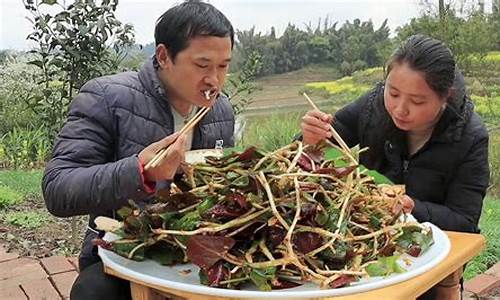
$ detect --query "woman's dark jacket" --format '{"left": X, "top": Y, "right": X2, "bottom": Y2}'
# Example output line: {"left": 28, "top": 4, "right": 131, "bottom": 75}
{"left": 333, "top": 75, "right": 489, "bottom": 233}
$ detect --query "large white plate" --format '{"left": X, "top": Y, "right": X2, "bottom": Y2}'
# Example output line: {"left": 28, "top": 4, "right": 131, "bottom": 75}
{"left": 98, "top": 222, "right": 450, "bottom": 299}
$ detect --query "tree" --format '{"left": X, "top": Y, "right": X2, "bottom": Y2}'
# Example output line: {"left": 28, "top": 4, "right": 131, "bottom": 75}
{"left": 23, "top": 0, "right": 135, "bottom": 139}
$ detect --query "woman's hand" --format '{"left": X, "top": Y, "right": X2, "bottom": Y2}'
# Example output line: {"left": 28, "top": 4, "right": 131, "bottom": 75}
{"left": 393, "top": 194, "right": 415, "bottom": 214}
{"left": 301, "top": 110, "right": 333, "bottom": 145}
{"left": 138, "top": 133, "right": 187, "bottom": 182}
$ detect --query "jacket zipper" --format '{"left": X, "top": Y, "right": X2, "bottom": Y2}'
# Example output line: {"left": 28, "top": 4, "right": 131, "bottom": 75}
{"left": 402, "top": 159, "right": 410, "bottom": 184}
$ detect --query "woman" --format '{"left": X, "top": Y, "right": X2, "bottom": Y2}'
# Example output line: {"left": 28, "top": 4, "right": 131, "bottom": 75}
{"left": 301, "top": 35, "right": 489, "bottom": 300}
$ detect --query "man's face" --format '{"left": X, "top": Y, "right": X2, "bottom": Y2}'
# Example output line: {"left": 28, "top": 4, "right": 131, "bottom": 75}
{"left": 157, "top": 36, "right": 232, "bottom": 108}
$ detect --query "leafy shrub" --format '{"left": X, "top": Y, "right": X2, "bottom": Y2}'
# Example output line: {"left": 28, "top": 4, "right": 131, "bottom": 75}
{"left": 0, "top": 126, "right": 51, "bottom": 168}
{"left": 489, "top": 132, "right": 500, "bottom": 197}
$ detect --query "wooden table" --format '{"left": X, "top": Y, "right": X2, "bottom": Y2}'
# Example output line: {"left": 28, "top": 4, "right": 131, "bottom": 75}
{"left": 104, "top": 231, "right": 486, "bottom": 300}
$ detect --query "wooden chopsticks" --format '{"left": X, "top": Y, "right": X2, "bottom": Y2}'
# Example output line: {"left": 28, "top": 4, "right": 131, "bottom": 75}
{"left": 303, "top": 92, "right": 357, "bottom": 164}
{"left": 144, "top": 106, "right": 211, "bottom": 170}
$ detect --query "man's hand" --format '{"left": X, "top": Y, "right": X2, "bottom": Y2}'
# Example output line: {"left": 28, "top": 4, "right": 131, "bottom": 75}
{"left": 301, "top": 110, "right": 333, "bottom": 145}
{"left": 138, "top": 133, "right": 187, "bottom": 182}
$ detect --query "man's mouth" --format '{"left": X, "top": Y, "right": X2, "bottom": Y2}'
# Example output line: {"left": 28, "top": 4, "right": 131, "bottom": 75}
{"left": 202, "top": 89, "right": 217, "bottom": 101}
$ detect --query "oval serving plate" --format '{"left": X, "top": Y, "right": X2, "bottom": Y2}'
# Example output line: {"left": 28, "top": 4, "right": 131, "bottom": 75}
{"left": 99, "top": 222, "right": 449, "bottom": 299}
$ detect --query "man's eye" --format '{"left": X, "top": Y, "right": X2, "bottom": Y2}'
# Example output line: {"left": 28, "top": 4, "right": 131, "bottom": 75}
{"left": 390, "top": 93, "right": 399, "bottom": 98}
{"left": 219, "top": 64, "right": 228, "bottom": 69}
{"left": 196, "top": 64, "right": 208, "bottom": 68}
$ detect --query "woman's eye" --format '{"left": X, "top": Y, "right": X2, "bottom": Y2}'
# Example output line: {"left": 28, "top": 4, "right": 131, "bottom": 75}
{"left": 196, "top": 64, "right": 208, "bottom": 68}
{"left": 219, "top": 64, "right": 228, "bottom": 69}
{"left": 390, "top": 93, "right": 399, "bottom": 98}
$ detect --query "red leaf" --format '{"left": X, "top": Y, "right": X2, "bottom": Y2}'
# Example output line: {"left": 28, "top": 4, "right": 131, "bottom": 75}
{"left": 293, "top": 232, "right": 322, "bottom": 254}
{"left": 329, "top": 274, "right": 355, "bottom": 289}
{"left": 272, "top": 278, "right": 302, "bottom": 289}
{"left": 297, "top": 154, "right": 313, "bottom": 171}
{"left": 187, "top": 235, "right": 235, "bottom": 270}
{"left": 238, "top": 146, "right": 258, "bottom": 161}
{"left": 304, "top": 148, "right": 324, "bottom": 163}
{"left": 92, "top": 238, "right": 112, "bottom": 250}
{"left": 407, "top": 245, "right": 422, "bottom": 257}
{"left": 226, "top": 192, "right": 248, "bottom": 209}
{"left": 207, "top": 261, "right": 230, "bottom": 286}
{"left": 332, "top": 166, "right": 357, "bottom": 178}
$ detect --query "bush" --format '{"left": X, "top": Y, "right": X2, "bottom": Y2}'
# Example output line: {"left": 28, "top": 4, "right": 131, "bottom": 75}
{"left": 0, "top": 186, "right": 23, "bottom": 209}
{"left": 489, "top": 132, "right": 500, "bottom": 197}
{"left": 0, "top": 126, "right": 51, "bottom": 169}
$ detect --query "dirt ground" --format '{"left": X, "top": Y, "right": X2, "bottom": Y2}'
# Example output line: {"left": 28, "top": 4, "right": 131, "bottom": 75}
{"left": 0, "top": 195, "right": 87, "bottom": 258}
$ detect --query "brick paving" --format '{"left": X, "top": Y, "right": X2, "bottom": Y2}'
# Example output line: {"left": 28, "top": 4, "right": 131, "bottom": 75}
{"left": 1, "top": 241, "right": 498, "bottom": 299}
{"left": 0, "top": 244, "right": 78, "bottom": 300}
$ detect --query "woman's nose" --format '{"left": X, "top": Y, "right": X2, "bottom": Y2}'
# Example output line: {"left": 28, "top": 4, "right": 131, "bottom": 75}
{"left": 394, "top": 100, "right": 409, "bottom": 117}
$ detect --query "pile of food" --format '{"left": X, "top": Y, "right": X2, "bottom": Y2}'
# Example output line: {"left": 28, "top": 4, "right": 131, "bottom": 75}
{"left": 94, "top": 141, "right": 433, "bottom": 290}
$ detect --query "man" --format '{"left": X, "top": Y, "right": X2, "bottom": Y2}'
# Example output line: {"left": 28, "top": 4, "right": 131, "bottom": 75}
{"left": 42, "top": 1, "right": 235, "bottom": 298}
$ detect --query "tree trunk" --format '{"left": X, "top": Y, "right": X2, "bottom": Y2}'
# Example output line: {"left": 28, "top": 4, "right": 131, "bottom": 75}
{"left": 439, "top": 0, "right": 445, "bottom": 22}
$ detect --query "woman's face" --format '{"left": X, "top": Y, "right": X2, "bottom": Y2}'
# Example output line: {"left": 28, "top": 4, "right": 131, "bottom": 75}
{"left": 384, "top": 62, "right": 448, "bottom": 134}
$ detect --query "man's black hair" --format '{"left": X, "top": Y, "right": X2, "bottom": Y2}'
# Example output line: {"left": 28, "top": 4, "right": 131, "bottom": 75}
{"left": 154, "top": 0, "right": 234, "bottom": 61}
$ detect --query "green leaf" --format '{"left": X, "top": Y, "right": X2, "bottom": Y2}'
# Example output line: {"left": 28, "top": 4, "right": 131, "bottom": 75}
{"left": 249, "top": 267, "right": 276, "bottom": 291}
{"left": 365, "top": 255, "right": 405, "bottom": 277}
{"left": 113, "top": 242, "right": 145, "bottom": 261}
{"left": 197, "top": 197, "right": 217, "bottom": 215}
{"left": 171, "top": 211, "right": 200, "bottom": 231}
{"left": 42, "top": 0, "right": 57, "bottom": 5}
{"left": 146, "top": 241, "right": 184, "bottom": 265}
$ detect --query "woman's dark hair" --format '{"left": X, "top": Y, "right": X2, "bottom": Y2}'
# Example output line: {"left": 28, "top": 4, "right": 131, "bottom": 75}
{"left": 385, "top": 34, "right": 456, "bottom": 99}
{"left": 154, "top": 0, "right": 234, "bottom": 61}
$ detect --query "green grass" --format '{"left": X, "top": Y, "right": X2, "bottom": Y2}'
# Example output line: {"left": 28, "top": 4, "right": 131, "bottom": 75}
{"left": 4, "top": 211, "right": 50, "bottom": 229}
{"left": 464, "top": 197, "right": 500, "bottom": 280}
{"left": 238, "top": 112, "right": 304, "bottom": 152}
{"left": 0, "top": 169, "right": 43, "bottom": 197}
{"left": 0, "top": 185, "right": 23, "bottom": 208}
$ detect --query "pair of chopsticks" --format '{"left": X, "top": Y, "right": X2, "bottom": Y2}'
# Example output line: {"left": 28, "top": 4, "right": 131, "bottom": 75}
{"left": 303, "top": 92, "right": 357, "bottom": 165}
{"left": 144, "top": 106, "right": 211, "bottom": 170}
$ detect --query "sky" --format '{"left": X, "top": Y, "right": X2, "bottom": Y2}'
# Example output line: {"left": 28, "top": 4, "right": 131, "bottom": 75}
{"left": 0, "top": 0, "right": 450, "bottom": 50}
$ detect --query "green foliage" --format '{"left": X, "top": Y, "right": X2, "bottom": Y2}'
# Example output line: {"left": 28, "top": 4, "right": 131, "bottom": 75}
{"left": 471, "top": 95, "right": 500, "bottom": 122}
{"left": 304, "top": 67, "right": 382, "bottom": 107}
{"left": 233, "top": 17, "right": 391, "bottom": 77}
{"left": 0, "top": 170, "right": 43, "bottom": 197}
{"left": 0, "top": 61, "right": 41, "bottom": 135}
{"left": 0, "top": 126, "right": 51, "bottom": 169}
{"left": 488, "top": 132, "right": 500, "bottom": 197}
{"left": 224, "top": 51, "right": 263, "bottom": 115}
{"left": 0, "top": 186, "right": 23, "bottom": 209}
{"left": 238, "top": 112, "right": 304, "bottom": 152}
{"left": 464, "top": 197, "right": 500, "bottom": 280}
{"left": 23, "top": 0, "right": 135, "bottom": 140}
{"left": 396, "top": 8, "right": 495, "bottom": 72}
{"left": 4, "top": 211, "right": 50, "bottom": 229}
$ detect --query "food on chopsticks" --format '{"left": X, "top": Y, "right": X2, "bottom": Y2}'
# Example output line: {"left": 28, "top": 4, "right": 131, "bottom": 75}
{"left": 94, "top": 141, "right": 433, "bottom": 291}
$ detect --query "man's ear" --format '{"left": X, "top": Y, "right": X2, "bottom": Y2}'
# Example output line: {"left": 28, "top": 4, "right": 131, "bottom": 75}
{"left": 156, "top": 44, "right": 171, "bottom": 69}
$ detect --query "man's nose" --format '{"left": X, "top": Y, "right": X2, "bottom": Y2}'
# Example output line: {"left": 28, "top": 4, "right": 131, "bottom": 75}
{"left": 203, "top": 67, "right": 219, "bottom": 87}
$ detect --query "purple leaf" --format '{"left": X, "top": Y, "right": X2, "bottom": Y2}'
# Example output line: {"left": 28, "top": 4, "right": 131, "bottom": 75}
{"left": 207, "top": 261, "right": 230, "bottom": 286}
{"left": 187, "top": 235, "right": 235, "bottom": 270}
{"left": 293, "top": 232, "right": 322, "bottom": 254}
{"left": 329, "top": 274, "right": 355, "bottom": 289}
{"left": 297, "top": 154, "right": 313, "bottom": 171}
